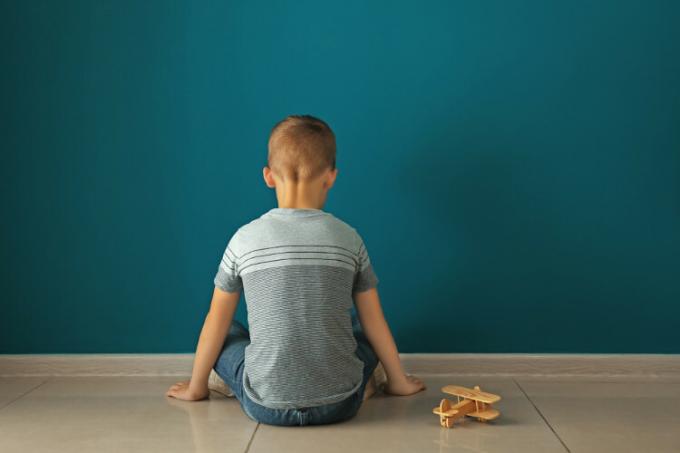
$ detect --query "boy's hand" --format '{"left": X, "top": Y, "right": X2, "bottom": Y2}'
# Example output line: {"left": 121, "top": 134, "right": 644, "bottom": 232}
{"left": 354, "top": 288, "right": 425, "bottom": 397}
{"left": 165, "top": 380, "right": 210, "bottom": 401}
{"left": 384, "top": 374, "right": 426, "bottom": 396}
{"left": 167, "top": 287, "right": 239, "bottom": 402}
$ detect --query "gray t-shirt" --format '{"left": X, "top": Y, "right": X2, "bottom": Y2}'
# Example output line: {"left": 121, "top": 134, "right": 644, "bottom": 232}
{"left": 214, "top": 207, "right": 379, "bottom": 409}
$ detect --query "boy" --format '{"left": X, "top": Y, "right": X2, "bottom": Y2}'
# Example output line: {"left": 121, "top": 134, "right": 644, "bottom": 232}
{"left": 166, "top": 114, "right": 424, "bottom": 426}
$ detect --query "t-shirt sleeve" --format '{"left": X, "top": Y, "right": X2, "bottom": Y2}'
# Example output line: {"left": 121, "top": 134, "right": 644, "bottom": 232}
{"left": 214, "top": 231, "right": 243, "bottom": 293}
{"left": 353, "top": 234, "right": 379, "bottom": 293}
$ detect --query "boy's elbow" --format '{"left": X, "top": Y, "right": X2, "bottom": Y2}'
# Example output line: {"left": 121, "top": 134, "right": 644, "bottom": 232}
{"left": 354, "top": 288, "right": 385, "bottom": 323}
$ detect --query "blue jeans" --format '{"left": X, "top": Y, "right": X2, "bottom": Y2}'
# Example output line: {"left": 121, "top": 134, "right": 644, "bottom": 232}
{"left": 213, "top": 313, "right": 378, "bottom": 426}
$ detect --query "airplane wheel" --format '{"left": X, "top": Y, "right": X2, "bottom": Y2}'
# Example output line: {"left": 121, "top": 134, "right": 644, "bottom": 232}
{"left": 439, "top": 399, "right": 454, "bottom": 428}
{"left": 438, "top": 399, "right": 456, "bottom": 428}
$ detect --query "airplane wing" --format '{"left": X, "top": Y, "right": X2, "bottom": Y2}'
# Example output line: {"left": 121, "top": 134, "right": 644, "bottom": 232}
{"left": 441, "top": 385, "right": 501, "bottom": 404}
{"left": 467, "top": 408, "right": 500, "bottom": 421}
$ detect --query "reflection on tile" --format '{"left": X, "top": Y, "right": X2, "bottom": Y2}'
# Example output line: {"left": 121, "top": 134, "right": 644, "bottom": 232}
{"left": 0, "top": 376, "right": 257, "bottom": 453}
{"left": 517, "top": 379, "right": 680, "bottom": 453}
{"left": 0, "top": 377, "right": 46, "bottom": 408}
{"left": 249, "top": 377, "right": 567, "bottom": 453}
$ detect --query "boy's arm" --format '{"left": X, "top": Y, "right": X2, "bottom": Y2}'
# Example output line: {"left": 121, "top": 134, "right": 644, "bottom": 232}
{"left": 166, "top": 286, "right": 240, "bottom": 401}
{"left": 354, "top": 287, "right": 425, "bottom": 396}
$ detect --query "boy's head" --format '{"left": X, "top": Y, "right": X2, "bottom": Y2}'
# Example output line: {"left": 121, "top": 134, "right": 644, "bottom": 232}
{"left": 265, "top": 114, "right": 336, "bottom": 183}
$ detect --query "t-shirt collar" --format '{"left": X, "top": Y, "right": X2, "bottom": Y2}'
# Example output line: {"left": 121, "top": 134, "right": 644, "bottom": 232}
{"left": 267, "top": 207, "right": 328, "bottom": 217}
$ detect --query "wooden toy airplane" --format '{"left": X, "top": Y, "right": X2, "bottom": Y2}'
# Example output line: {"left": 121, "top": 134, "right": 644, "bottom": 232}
{"left": 432, "top": 385, "right": 501, "bottom": 428}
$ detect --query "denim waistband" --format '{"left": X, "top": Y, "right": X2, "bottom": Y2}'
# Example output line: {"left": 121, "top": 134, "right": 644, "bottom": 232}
{"left": 241, "top": 386, "right": 361, "bottom": 426}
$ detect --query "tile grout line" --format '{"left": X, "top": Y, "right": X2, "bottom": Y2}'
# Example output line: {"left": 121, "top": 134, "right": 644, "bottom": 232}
{"left": 0, "top": 378, "right": 50, "bottom": 412}
{"left": 513, "top": 378, "right": 571, "bottom": 453}
{"left": 243, "top": 422, "right": 260, "bottom": 453}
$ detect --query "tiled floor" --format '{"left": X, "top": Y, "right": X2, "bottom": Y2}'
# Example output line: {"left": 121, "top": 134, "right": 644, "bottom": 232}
{"left": 0, "top": 375, "right": 679, "bottom": 453}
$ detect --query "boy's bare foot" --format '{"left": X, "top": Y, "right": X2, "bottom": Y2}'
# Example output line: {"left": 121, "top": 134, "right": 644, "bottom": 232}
{"left": 373, "top": 361, "right": 387, "bottom": 389}
{"left": 208, "top": 369, "right": 234, "bottom": 397}
{"left": 363, "top": 375, "right": 377, "bottom": 400}
{"left": 363, "top": 362, "right": 387, "bottom": 401}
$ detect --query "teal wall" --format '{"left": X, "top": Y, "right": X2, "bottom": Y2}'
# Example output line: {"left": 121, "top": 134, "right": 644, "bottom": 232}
{"left": 2, "top": 1, "right": 679, "bottom": 353}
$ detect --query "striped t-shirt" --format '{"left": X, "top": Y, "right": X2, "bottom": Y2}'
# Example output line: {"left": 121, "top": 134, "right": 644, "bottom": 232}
{"left": 214, "top": 207, "right": 379, "bottom": 409}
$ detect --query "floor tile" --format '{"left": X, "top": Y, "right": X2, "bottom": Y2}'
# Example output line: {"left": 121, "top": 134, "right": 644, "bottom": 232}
{"left": 517, "top": 378, "right": 680, "bottom": 453}
{"left": 248, "top": 376, "right": 568, "bottom": 453}
{"left": 0, "top": 377, "right": 46, "bottom": 409}
{"left": 0, "top": 376, "right": 257, "bottom": 453}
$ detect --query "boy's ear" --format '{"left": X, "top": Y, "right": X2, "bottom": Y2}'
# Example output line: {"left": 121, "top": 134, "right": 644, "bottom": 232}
{"left": 325, "top": 168, "right": 338, "bottom": 189}
{"left": 263, "top": 166, "right": 276, "bottom": 188}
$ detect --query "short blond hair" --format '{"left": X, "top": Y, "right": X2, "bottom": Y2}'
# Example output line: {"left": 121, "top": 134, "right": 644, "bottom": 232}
{"left": 267, "top": 114, "right": 336, "bottom": 181}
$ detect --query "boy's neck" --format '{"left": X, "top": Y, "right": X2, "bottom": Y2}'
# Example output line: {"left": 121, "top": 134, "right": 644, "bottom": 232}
{"left": 274, "top": 180, "right": 327, "bottom": 210}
